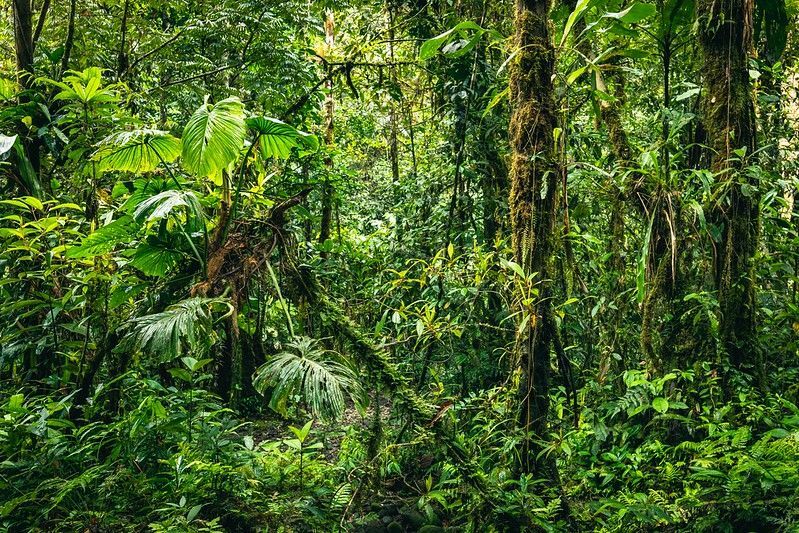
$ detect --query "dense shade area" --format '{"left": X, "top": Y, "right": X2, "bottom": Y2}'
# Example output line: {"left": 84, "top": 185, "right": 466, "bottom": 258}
{"left": 2, "top": 0, "right": 799, "bottom": 531}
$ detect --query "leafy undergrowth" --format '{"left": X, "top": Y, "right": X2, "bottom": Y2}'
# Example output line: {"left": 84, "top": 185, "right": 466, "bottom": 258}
{"left": 2, "top": 364, "right": 798, "bottom": 532}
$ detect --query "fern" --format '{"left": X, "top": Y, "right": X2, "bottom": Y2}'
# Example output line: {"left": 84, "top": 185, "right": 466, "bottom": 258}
{"left": 610, "top": 387, "right": 651, "bottom": 419}
{"left": 330, "top": 482, "right": 353, "bottom": 511}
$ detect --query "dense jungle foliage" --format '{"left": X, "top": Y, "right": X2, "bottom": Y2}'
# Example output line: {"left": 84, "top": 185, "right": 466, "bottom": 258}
{"left": 2, "top": 0, "right": 799, "bottom": 530}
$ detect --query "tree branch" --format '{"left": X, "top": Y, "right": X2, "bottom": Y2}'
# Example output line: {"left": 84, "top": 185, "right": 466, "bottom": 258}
{"left": 125, "top": 29, "right": 189, "bottom": 76}
{"left": 32, "top": 0, "right": 51, "bottom": 51}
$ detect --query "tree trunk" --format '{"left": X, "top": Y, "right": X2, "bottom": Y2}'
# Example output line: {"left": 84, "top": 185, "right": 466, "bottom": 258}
{"left": 697, "top": 0, "right": 760, "bottom": 374}
{"left": 508, "top": 0, "right": 559, "bottom": 475}
{"left": 116, "top": 0, "right": 131, "bottom": 78}
{"left": 61, "top": 0, "right": 77, "bottom": 76}
{"left": 13, "top": 0, "right": 34, "bottom": 88}
{"left": 319, "top": 10, "right": 335, "bottom": 253}
{"left": 217, "top": 314, "right": 236, "bottom": 401}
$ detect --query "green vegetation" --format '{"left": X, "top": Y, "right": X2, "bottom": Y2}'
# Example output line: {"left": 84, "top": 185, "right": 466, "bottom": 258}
{"left": 2, "top": 0, "right": 799, "bottom": 530}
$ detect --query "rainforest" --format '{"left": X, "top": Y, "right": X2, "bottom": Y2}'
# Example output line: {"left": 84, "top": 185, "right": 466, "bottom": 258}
{"left": 1, "top": 0, "right": 799, "bottom": 531}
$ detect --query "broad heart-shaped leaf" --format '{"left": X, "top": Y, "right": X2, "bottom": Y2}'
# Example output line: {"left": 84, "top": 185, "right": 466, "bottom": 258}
{"left": 93, "top": 129, "right": 181, "bottom": 173}
{"left": 0, "top": 134, "right": 17, "bottom": 160}
{"left": 181, "top": 96, "right": 246, "bottom": 178}
{"left": 130, "top": 239, "right": 183, "bottom": 276}
{"left": 66, "top": 215, "right": 141, "bottom": 259}
{"left": 246, "top": 117, "right": 318, "bottom": 159}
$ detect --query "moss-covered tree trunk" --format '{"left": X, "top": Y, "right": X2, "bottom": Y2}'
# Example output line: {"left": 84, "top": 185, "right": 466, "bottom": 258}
{"left": 508, "top": 0, "right": 559, "bottom": 474}
{"left": 697, "top": 0, "right": 760, "bottom": 373}
{"left": 319, "top": 10, "right": 335, "bottom": 254}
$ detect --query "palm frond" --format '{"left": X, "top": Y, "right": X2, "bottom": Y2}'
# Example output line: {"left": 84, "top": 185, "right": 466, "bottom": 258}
{"left": 253, "top": 336, "right": 363, "bottom": 420}
{"left": 93, "top": 129, "right": 181, "bottom": 173}
{"left": 245, "top": 117, "right": 318, "bottom": 159}
{"left": 121, "top": 297, "right": 232, "bottom": 362}
{"left": 132, "top": 189, "right": 204, "bottom": 225}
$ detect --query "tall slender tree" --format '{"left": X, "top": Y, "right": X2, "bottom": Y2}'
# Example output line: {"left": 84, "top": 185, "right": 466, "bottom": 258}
{"left": 508, "top": 0, "right": 560, "bottom": 474}
{"left": 697, "top": 0, "right": 760, "bottom": 375}
{"left": 319, "top": 10, "right": 336, "bottom": 253}
{"left": 12, "top": 0, "right": 35, "bottom": 88}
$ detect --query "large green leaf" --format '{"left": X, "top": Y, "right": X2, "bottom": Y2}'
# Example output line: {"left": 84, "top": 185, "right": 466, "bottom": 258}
{"left": 66, "top": 215, "right": 140, "bottom": 259}
{"left": 603, "top": 3, "right": 657, "bottom": 24}
{"left": 132, "top": 189, "right": 204, "bottom": 225}
{"left": 246, "top": 117, "right": 318, "bottom": 159}
{"left": 121, "top": 297, "right": 232, "bottom": 362}
{"left": 560, "top": 0, "right": 591, "bottom": 47}
{"left": 419, "top": 21, "right": 482, "bottom": 60}
{"left": 130, "top": 240, "right": 183, "bottom": 277}
{"left": 181, "top": 96, "right": 246, "bottom": 179}
{"left": 93, "top": 129, "right": 181, "bottom": 173}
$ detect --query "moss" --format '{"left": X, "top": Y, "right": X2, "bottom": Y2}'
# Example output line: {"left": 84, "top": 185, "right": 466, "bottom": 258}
{"left": 507, "top": 0, "right": 561, "bottom": 474}
{"left": 697, "top": 0, "right": 761, "bottom": 374}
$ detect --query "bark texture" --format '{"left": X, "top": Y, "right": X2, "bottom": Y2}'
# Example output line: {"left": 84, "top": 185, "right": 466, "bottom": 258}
{"left": 13, "top": 0, "right": 35, "bottom": 87}
{"left": 508, "top": 0, "right": 559, "bottom": 474}
{"left": 697, "top": 0, "right": 760, "bottom": 372}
